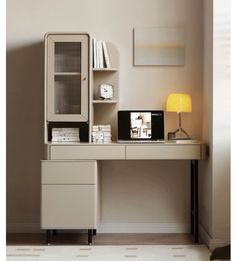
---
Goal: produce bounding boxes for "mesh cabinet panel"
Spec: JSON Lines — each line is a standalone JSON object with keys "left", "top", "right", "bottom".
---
{"left": 55, "top": 42, "right": 81, "bottom": 73}
{"left": 54, "top": 75, "right": 81, "bottom": 114}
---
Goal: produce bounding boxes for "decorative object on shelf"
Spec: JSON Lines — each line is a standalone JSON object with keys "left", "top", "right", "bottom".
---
{"left": 99, "top": 84, "right": 114, "bottom": 100}
{"left": 51, "top": 128, "right": 80, "bottom": 143}
{"left": 92, "top": 38, "right": 111, "bottom": 69}
{"left": 166, "top": 93, "right": 192, "bottom": 140}
{"left": 92, "top": 125, "right": 112, "bottom": 143}
{"left": 133, "top": 27, "right": 185, "bottom": 66}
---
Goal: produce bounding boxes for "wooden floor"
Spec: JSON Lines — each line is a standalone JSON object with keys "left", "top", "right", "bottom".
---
{"left": 7, "top": 233, "right": 193, "bottom": 245}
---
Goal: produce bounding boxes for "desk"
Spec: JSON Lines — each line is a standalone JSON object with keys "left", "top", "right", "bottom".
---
{"left": 41, "top": 141, "right": 206, "bottom": 245}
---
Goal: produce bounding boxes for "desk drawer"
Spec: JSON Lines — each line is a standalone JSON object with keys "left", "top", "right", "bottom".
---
{"left": 126, "top": 145, "right": 202, "bottom": 160}
{"left": 41, "top": 161, "right": 97, "bottom": 184}
{"left": 41, "top": 185, "right": 96, "bottom": 228}
{"left": 50, "top": 145, "right": 125, "bottom": 160}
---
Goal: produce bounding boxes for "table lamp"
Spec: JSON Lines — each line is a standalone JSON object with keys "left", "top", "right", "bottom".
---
{"left": 166, "top": 93, "right": 192, "bottom": 139}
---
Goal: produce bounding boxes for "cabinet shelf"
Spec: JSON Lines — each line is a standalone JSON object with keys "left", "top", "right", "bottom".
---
{"left": 92, "top": 100, "right": 118, "bottom": 104}
{"left": 54, "top": 72, "right": 81, "bottom": 76}
{"left": 92, "top": 68, "right": 118, "bottom": 72}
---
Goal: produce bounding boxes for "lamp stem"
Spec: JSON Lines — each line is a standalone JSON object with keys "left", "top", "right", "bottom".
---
{"left": 173, "top": 112, "right": 190, "bottom": 138}
{"left": 178, "top": 112, "right": 182, "bottom": 131}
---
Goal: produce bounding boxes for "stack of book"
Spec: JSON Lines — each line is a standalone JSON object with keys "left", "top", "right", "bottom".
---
{"left": 92, "top": 125, "right": 112, "bottom": 143}
{"left": 51, "top": 128, "right": 80, "bottom": 143}
{"left": 92, "top": 38, "right": 111, "bottom": 69}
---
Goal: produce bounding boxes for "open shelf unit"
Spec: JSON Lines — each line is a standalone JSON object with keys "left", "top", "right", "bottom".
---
{"left": 90, "top": 42, "right": 119, "bottom": 141}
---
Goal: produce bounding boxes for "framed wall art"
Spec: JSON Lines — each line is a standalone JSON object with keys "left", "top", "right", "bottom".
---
{"left": 134, "top": 27, "right": 185, "bottom": 66}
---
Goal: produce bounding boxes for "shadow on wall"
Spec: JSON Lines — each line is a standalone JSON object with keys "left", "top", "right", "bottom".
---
{"left": 6, "top": 42, "right": 44, "bottom": 230}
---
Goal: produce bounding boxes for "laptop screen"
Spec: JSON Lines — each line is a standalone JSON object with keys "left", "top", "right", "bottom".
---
{"left": 118, "top": 110, "right": 164, "bottom": 141}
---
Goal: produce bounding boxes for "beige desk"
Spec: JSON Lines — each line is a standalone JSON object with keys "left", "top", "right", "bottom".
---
{"left": 41, "top": 141, "right": 206, "bottom": 244}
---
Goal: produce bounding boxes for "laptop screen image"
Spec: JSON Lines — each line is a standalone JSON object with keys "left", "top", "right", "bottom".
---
{"left": 118, "top": 110, "right": 164, "bottom": 141}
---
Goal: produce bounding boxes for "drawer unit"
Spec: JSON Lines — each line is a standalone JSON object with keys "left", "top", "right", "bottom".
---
{"left": 41, "top": 160, "right": 97, "bottom": 184}
{"left": 126, "top": 144, "right": 202, "bottom": 160}
{"left": 41, "top": 185, "right": 96, "bottom": 228}
{"left": 50, "top": 145, "right": 126, "bottom": 160}
{"left": 41, "top": 160, "right": 97, "bottom": 230}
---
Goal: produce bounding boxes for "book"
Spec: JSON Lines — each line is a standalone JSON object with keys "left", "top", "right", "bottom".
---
{"left": 93, "top": 39, "right": 111, "bottom": 69}
{"left": 92, "top": 125, "right": 112, "bottom": 143}
{"left": 51, "top": 128, "right": 80, "bottom": 142}
{"left": 52, "top": 137, "right": 80, "bottom": 142}
{"left": 93, "top": 38, "right": 97, "bottom": 68}
{"left": 96, "top": 41, "right": 100, "bottom": 68}
{"left": 99, "top": 40, "right": 104, "bottom": 68}
{"left": 102, "top": 41, "right": 111, "bottom": 68}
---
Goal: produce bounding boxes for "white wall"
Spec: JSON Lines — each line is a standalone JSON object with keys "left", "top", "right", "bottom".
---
{"left": 200, "top": 0, "right": 213, "bottom": 238}
{"left": 7, "top": 0, "right": 203, "bottom": 232}
{"left": 212, "top": 0, "right": 230, "bottom": 242}
{"left": 200, "top": 0, "right": 230, "bottom": 249}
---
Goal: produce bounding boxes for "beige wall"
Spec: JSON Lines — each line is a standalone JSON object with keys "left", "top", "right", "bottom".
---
{"left": 7, "top": 0, "right": 203, "bottom": 232}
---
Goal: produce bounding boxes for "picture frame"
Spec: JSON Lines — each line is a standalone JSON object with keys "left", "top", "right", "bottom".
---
{"left": 133, "top": 27, "right": 185, "bottom": 66}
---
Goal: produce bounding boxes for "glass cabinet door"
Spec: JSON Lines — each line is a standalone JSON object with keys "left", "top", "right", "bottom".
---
{"left": 46, "top": 34, "right": 89, "bottom": 122}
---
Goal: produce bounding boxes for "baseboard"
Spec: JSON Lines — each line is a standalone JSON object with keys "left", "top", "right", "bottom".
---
{"left": 199, "top": 225, "right": 230, "bottom": 251}
{"left": 7, "top": 222, "right": 190, "bottom": 234}
{"left": 97, "top": 223, "right": 190, "bottom": 233}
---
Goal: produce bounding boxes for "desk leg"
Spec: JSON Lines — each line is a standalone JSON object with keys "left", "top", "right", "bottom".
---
{"left": 191, "top": 160, "right": 199, "bottom": 243}
{"left": 93, "top": 229, "right": 97, "bottom": 236}
{"left": 46, "top": 230, "right": 51, "bottom": 245}
{"left": 88, "top": 229, "right": 93, "bottom": 245}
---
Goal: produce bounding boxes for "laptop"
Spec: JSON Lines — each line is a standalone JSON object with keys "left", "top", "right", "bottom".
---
{"left": 118, "top": 110, "right": 164, "bottom": 143}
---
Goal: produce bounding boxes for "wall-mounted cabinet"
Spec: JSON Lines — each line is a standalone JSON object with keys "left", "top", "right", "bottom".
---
{"left": 45, "top": 33, "right": 89, "bottom": 122}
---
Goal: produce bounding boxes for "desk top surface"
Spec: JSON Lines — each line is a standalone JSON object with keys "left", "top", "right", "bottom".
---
{"left": 46, "top": 140, "right": 205, "bottom": 146}
{"left": 45, "top": 140, "right": 206, "bottom": 160}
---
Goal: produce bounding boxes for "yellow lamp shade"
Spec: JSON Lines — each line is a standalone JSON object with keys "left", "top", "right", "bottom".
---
{"left": 166, "top": 93, "right": 192, "bottom": 113}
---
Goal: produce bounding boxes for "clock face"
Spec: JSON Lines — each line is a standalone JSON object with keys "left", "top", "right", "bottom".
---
{"left": 99, "top": 84, "right": 114, "bottom": 99}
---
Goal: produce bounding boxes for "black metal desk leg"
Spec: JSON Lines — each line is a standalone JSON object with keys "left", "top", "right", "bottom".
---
{"left": 194, "top": 160, "right": 199, "bottom": 243}
{"left": 46, "top": 230, "right": 51, "bottom": 245}
{"left": 191, "top": 160, "right": 199, "bottom": 243}
{"left": 190, "top": 161, "right": 194, "bottom": 235}
{"left": 93, "top": 229, "right": 97, "bottom": 236}
{"left": 88, "top": 229, "right": 93, "bottom": 245}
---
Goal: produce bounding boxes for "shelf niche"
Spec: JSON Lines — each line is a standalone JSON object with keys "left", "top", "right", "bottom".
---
{"left": 91, "top": 42, "right": 119, "bottom": 141}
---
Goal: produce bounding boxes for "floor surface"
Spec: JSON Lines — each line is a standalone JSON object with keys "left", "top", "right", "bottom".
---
{"left": 7, "top": 233, "right": 193, "bottom": 246}
{"left": 7, "top": 245, "right": 211, "bottom": 261}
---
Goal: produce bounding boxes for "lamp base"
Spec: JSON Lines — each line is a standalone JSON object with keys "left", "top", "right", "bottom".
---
{"left": 171, "top": 137, "right": 191, "bottom": 140}
{"left": 168, "top": 127, "right": 191, "bottom": 140}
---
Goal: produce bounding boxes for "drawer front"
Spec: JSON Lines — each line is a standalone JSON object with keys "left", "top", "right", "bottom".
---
{"left": 41, "top": 161, "right": 97, "bottom": 184}
{"left": 41, "top": 185, "right": 97, "bottom": 229}
{"left": 126, "top": 145, "right": 201, "bottom": 160}
{"left": 50, "top": 145, "right": 126, "bottom": 160}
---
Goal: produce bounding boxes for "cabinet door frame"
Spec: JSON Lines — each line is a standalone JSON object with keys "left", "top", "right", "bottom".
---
{"left": 46, "top": 34, "right": 89, "bottom": 122}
